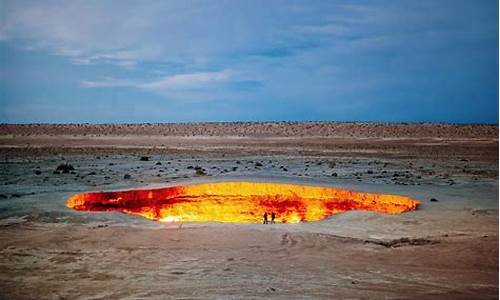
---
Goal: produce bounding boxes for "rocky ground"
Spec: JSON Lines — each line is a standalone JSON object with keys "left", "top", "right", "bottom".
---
{"left": 0, "top": 122, "right": 498, "bottom": 299}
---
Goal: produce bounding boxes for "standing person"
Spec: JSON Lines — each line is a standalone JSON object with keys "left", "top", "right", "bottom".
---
{"left": 263, "top": 212, "right": 268, "bottom": 224}
{"left": 271, "top": 212, "right": 276, "bottom": 224}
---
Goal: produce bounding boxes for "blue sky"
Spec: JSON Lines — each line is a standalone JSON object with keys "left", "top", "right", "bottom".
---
{"left": 0, "top": 0, "right": 498, "bottom": 123}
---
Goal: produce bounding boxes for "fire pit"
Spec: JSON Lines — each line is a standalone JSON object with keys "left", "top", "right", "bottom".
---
{"left": 67, "top": 182, "right": 419, "bottom": 223}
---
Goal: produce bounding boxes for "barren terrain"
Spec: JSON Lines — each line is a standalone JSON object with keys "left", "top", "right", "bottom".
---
{"left": 0, "top": 122, "right": 498, "bottom": 299}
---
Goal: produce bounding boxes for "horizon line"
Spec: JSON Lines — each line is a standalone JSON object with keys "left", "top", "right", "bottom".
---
{"left": 1, "top": 120, "right": 498, "bottom": 126}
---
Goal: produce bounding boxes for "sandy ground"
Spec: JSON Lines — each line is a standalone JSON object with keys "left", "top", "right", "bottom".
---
{"left": 0, "top": 123, "right": 498, "bottom": 299}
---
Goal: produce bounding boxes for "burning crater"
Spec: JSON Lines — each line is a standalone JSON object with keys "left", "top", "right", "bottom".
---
{"left": 67, "top": 182, "right": 419, "bottom": 223}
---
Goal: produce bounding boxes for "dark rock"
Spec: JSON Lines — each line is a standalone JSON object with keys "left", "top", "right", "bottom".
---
{"left": 195, "top": 169, "right": 207, "bottom": 176}
{"left": 124, "top": 174, "right": 131, "bottom": 179}
{"left": 155, "top": 162, "right": 162, "bottom": 165}
{"left": 255, "top": 162, "right": 263, "bottom": 167}
{"left": 34, "top": 170, "right": 42, "bottom": 175}
{"left": 430, "top": 198, "right": 438, "bottom": 202}
{"left": 331, "top": 173, "right": 338, "bottom": 177}
{"left": 56, "top": 163, "right": 75, "bottom": 173}
{"left": 139, "top": 156, "right": 149, "bottom": 161}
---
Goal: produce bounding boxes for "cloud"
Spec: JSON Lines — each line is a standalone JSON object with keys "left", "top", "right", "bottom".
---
{"left": 79, "top": 78, "right": 138, "bottom": 88}
{"left": 79, "top": 70, "right": 257, "bottom": 101}
{"left": 138, "top": 70, "right": 235, "bottom": 91}
{"left": 80, "top": 70, "right": 237, "bottom": 89}
{"left": 0, "top": 1, "right": 170, "bottom": 66}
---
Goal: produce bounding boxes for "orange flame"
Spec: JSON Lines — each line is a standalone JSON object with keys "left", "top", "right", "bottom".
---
{"left": 67, "top": 182, "right": 419, "bottom": 223}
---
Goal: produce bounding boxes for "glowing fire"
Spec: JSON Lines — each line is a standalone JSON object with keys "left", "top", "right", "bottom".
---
{"left": 67, "top": 182, "right": 419, "bottom": 223}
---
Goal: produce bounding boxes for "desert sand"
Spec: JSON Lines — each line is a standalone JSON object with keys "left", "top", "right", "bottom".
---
{"left": 0, "top": 122, "right": 498, "bottom": 299}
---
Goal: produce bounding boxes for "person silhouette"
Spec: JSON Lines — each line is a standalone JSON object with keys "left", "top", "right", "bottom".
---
{"left": 263, "top": 212, "right": 268, "bottom": 224}
{"left": 271, "top": 212, "right": 276, "bottom": 224}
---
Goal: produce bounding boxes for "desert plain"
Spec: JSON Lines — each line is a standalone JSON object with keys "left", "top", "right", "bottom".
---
{"left": 0, "top": 122, "right": 498, "bottom": 299}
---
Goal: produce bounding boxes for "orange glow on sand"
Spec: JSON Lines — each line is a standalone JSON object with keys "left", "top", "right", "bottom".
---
{"left": 67, "top": 182, "right": 419, "bottom": 223}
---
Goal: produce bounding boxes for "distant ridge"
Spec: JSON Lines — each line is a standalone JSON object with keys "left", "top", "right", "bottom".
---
{"left": 0, "top": 122, "right": 497, "bottom": 139}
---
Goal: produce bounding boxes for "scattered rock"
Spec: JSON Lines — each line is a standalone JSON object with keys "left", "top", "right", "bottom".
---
{"left": 195, "top": 168, "right": 207, "bottom": 176}
{"left": 124, "top": 174, "right": 131, "bottom": 179}
{"left": 56, "top": 163, "right": 75, "bottom": 174}
{"left": 140, "top": 156, "right": 149, "bottom": 161}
